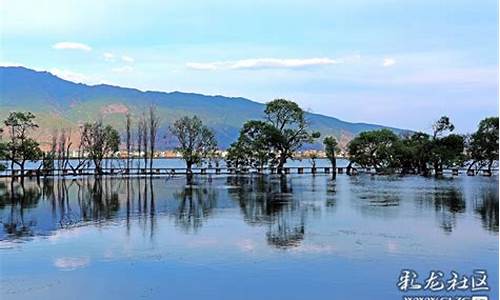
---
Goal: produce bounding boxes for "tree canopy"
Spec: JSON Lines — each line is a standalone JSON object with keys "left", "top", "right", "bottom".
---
{"left": 468, "top": 117, "right": 499, "bottom": 172}
{"left": 2, "top": 112, "right": 42, "bottom": 175}
{"left": 81, "top": 121, "right": 120, "bottom": 174}
{"left": 170, "top": 116, "right": 217, "bottom": 171}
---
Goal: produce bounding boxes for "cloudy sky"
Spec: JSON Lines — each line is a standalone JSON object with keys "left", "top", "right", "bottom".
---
{"left": 1, "top": 0, "right": 498, "bottom": 133}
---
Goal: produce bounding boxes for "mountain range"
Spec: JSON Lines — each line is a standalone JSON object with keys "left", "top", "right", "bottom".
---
{"left": 0, "top": 66, "right": 407, "bottom": 149}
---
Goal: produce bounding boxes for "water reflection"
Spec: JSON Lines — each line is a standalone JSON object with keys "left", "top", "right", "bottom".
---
{"left": 0, "top": 175, "right": 497, "bottom": 244}
{"left": 173, "top": 186, "right": 217, "bottom": 233}
{"left": 474, "top": 189, "right": 499, "bottom": 233}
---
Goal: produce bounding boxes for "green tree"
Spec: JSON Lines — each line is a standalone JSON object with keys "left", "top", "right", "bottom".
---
{"left": 81, "top": 121, "right": 120, "bottom": 175}
{"left": 0, "top": 128, "right": 6, "bottom": 172}
{"left": 428, "top": 116, "right": 464, "bottom": 176}
{"left": 170, "top": 116, "right": 217, "bottom": 173}
{"left": 3, "top": 112, "right": 42, "bottom": 176}
{"left": 227, "top": 120, "right": 277, "bottom": 170}
{"left": 392, "top": 132, "right": 432, "bottom": 175}
{"left": 430, "top": 134, "right": 465, "bottom": 175}
{"left": 347, "top": 129, "right": 399, "bottom": 173}
{"left": 323, "top": 136, "right": 340, "bottom": 179}
{"left": 264, "top": 99, "right": 319, "bottom": 173}
{"left": 225, "top": 140, "right": 248, "bottom": 170}
{"left": 432, "top": 116, "right": 455, "bottom": 139}
{"left": 467, "top": 117, "right": 498, "bottom": 173}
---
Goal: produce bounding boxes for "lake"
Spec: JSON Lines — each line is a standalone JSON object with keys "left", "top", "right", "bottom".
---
{"left": 0, "top": 174, "right": 498, "bottom": 299}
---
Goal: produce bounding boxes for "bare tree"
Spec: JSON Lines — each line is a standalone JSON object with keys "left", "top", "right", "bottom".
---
{"left": 148, "top": 105, "right": 160, "bottom": 173}
{"left": 137, "top": 116, "right": 144, "bottom": 169}
{"left": 125, "top": 113, "right": 132, "bottom": 171}
{"left": 68, "top": 125, "right": 89, "bottom": 175}
{"left": 57, "top": 128, "right": 72, "bottom": 171}
{"left": 141, "top": 112, "right": 148, "bottom": 171}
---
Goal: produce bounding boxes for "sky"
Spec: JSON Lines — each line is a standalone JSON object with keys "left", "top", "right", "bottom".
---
{"left": 0, "top": 0, "right": 498, "bottom": 133}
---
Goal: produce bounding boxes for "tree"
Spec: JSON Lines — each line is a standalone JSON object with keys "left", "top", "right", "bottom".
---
{"left": 468, "top": 117, "right": 499, "bottom": 173}
{"left": 430, "top": 134, "right": 465, "bottom": 175}
{"left": 81, "top": 121, "right": 120, "bottom": 175}
{"left": 323, "top": 136, "right": 340, "bottom": 179}
{"left": 140, "top": 112, "right": 148, "bottom": 170}
{"left": 429, "top": 116, "right": 464, "bottom": 176}
{"left": 264, "top": 99, "right": 320, "bottom": 172}
{"left": 227, "top": 120, "right": 277, "bottom": 171}
{"left": 136, "top": 115, "right": 144, "bottom": 169}
{"left": 0, "top": 128, "right": 7, "bottom": 172}
{"left": 225, "top": 140, "right": 248, "bottom": 170}
{"left": 170, "top": 116, "right": 217, "bottom": 173}
{"left": 432, "top": 116, "right": 455, "bottom": 139}
{"left": 125, "top": 113, "right": 132, "bottom": 171}
{"left": 3, "top": 112, "right": 42, "bottom": 176}
{"left": 347, "top": 129, "right": 399, "bottom": 173}
{"left": 148, "top": 105, "right": 160, "bottom": 173}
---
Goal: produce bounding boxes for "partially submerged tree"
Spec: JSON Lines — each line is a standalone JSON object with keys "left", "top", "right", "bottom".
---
{"left": 170, "top": 116, "right": 217, "bottom": 173}
{"left": 3, "top": 112, "right": 42, "bottom": 176}
{"left": 148, "top": 105, "right": 160, "bottom": 173}
{"left": 467, "top": 117, "right": 499, "bottom": 173}
{"left": 81, "top": 121, "right": 120, "bottom": 175}
{"left": 264, "top": 99, "right": 320, "bottom": 172}
{"left": 347, "top": 129, "right": 399, "bottom": 173}
{"left": 226, "top": 120, "right": 276, "bottom": 171}
{"left": 429, "top": 116, "right": 464, "bottom": 176}
{"left": 0, "top": 128, "right": 7, "bottom": 172}
{"left": 323, "top": 136, "right": 340, "bottom": 179}
{"left": 125, "top": 113, "right": 132, "bottom": 171}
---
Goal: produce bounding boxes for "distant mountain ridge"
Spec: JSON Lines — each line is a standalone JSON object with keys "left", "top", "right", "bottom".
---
{"left": 0, "top": 66, "right": 408, "bottom": 149}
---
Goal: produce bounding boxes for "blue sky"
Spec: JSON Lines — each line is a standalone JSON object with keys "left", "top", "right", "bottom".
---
{"left": 0, "top": 0, "right": 498, "bottom": 133}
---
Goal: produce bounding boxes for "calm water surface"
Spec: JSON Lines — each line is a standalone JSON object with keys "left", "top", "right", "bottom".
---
{"left": 0, "top": 174, "right": 498, "bottom": 299}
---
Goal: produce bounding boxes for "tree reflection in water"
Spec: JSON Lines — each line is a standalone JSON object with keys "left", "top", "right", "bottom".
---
{"left": 227, "top": 176, "right": 306, "bottom": 249}
{"left": 173, "top": 184, "right": 217, "bottom": 233}
{"left": 0, "top": 176, "right": 497, "bottom": 244}
{"left": 474, "top": 189, "right": 499, "bottom": 233}
{"left": 0, "top": 180, "right": 42, "bottom": 238}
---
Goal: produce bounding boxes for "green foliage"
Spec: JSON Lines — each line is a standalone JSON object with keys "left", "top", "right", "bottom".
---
{"left": 2, "top": 111, "right": 42, "bottom": 173}
{"left": 170, "top": 116, "right": 217, "bottom": 170}
{"left": 323, "top": 136, "right": 339, "bottom": 166}
{"left": 432, "top": 116, "right": 455, "bottom": 138}
{"left": 228, "top": 99, "right": 319, "bottom": 171}
{"left": 428, "top": 117, "right": 465, "bottom": 175}
{"left": 468, "top": 117, "right": 499, "bottom": 171}
{"left": 226, "top": 120, "right": 277, "bottom": 169}
{"left": 81, "top": 121, "right": 120, "bottom": 174}
{"left": 347, "top": 129, "right": 399, "bottom": 172}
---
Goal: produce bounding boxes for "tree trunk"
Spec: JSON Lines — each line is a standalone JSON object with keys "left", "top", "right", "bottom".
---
{"left": 95, "top": 160, "right": 102, "bottom": 176}
{"left": 277, "top": 153, "right": 287, "bottom": 174}
{"left": 149, "top": 152, "right": 154, "bottom": 174}
{"left": 20, "top": 161, "right": 25, "bottom": 178}
{"left": 488, "top": 160, "right": 493, "bottom": 173}
{"left": 331, "top": 157, "right": 337, "bottom": 180}
{"left": 346, "top": 161, "right": 352, "bottom": 176}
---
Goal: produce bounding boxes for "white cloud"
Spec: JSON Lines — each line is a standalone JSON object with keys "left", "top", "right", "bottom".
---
{"left": 186, "top": 62, "right": 218, "bottom": 71}
{"left": 52, "top": 42, "right": 92, "bottom": 51}
{"left": 186, "top": 57, "right": 342, "bottom": 71}
{"left": 121, "top": 55, "right": 134, "bottom": 63}
{"left": 112, "top": 65, "right": 134, "bottom": 73}
{"left": 383, "top": 58, "right": 396, "bottom": 67}
{"left": 54, "top": 257, "right": 90, "bottom": 271}
{"left": 0, "top": 61, "right": 23, "bottom": 67}
{"left": 49, "top": 68, "right": 111, "bottom": 85}
{"left": 50, "top": 68, "right": 91, "bottom": 83}
{"left": 103, "top": 52, "right": 116, "bottom": 62}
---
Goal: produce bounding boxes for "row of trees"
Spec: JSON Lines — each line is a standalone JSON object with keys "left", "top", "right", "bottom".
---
{"left": 347, "top": 116, "right": 499, "bottom": 176}
{"left": 0, "top": 99, "right": 498, "bottom": 179}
